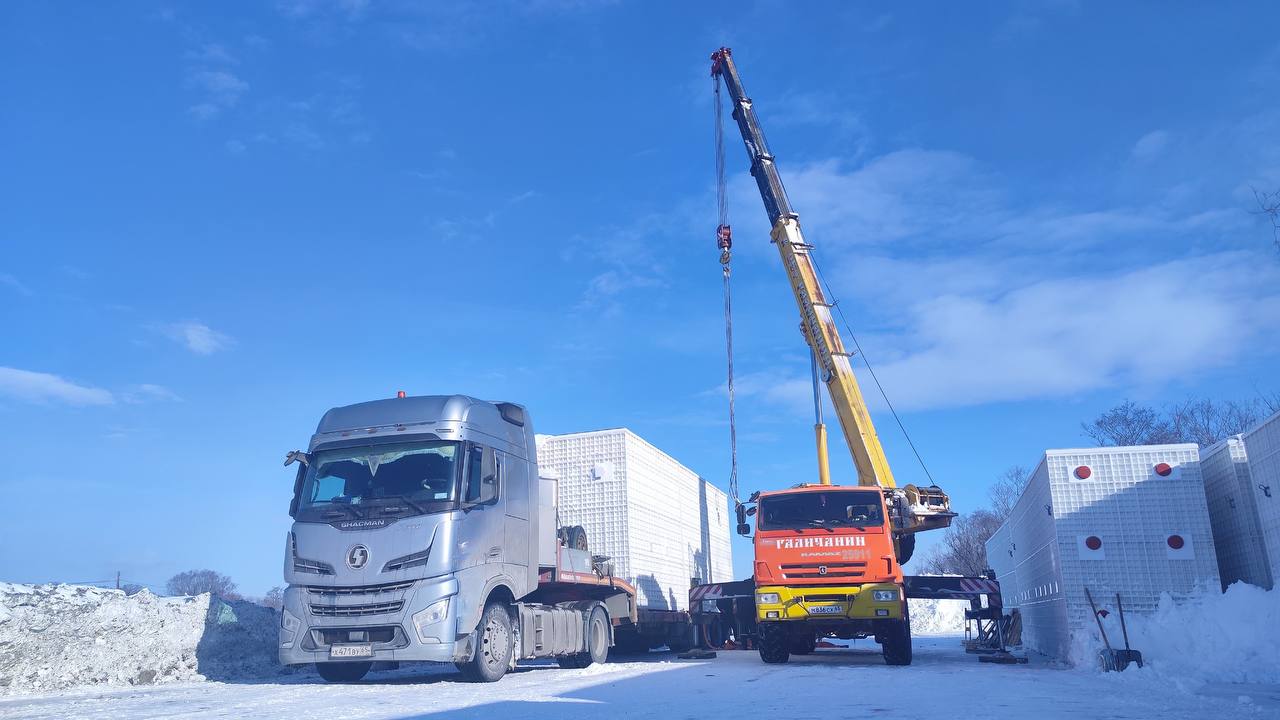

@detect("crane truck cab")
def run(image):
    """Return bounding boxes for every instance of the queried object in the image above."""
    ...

[750,484,912,665]
[279,394,633,683]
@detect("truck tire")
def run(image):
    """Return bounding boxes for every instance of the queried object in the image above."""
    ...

[457,602,514,682]
[564,525,589,552]
[895,533,916,565]
[558,606,610,669]
[611,624,648,655]
[757,622,790,664]
[881,615,913,666]
[789,632,816,655]
[316,661,371,683]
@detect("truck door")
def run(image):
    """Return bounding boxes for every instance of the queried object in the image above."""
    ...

[458,443,505,569]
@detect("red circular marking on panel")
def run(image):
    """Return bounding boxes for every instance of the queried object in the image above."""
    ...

[1154,462,1172,476]
[1085,536,1102,550]
[1167,535,1185,550]
[1075,466,1092,480]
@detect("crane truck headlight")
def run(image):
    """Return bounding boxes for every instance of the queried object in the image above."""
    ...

[412,597,451,643]
[280,608,301,648]
[872,590,898,602]
[756,592,780,605]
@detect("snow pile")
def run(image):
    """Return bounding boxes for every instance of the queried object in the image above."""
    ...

[909,598,966,635]
[1068,582,1280,684]
[0,583,288,695]
[1122,582,1280,684]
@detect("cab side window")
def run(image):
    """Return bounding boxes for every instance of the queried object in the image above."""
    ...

[465,445,499,504]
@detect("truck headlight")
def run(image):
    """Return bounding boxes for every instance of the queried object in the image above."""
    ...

[872,590,898,602]
[756,592,780,605]
[280,608,301,648]
[412,597,450,643]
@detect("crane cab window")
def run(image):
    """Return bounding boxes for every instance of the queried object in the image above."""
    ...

[757,490,884,531]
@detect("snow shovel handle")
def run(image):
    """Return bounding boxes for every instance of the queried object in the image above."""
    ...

[1084,587,1112,650]
[1116,593,1131,651]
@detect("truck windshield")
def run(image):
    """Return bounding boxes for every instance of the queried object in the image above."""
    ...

[296,441,461,521]
[757,490,884,531]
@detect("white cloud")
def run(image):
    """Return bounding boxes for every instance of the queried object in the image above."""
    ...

[0,273,32,296]
[162,321,234,355]
[121,384,182,404]
[1132,130,1172,161]
[0,367,114,406]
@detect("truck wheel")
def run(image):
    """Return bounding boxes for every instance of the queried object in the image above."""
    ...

[316,661,371,683]
[881,616,913,666]
[565,525,589,552]
[558,606,610,668]
[458,602,514,682]
[757,622,790,664]
[789,632,817,655]
[611,625,647,655]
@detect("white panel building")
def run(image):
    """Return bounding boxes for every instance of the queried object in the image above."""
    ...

[1243,411,1280,587]
[986,445,1220,661]
[536,429,734,611]
[1201,436,1273,589]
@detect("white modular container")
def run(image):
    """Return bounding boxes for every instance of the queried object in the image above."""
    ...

[985,444,1220,661]
[1243,410,1280,588]
[1201,436,1273,589]
[535,429,734,610]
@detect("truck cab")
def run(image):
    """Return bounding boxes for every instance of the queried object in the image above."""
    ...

[750,485,912,665]
[280,395,628,683]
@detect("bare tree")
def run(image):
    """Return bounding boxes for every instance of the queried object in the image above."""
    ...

[1081,401,1177,446]
[166,569,238,599]
[922,509,1004,576]
[1169,398,1260,447]
[1253,186,1280,251]
[1258,388,1280,415]
[261,586,284,610]
[989,465,1029,520]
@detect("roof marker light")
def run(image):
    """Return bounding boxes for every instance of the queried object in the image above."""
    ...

[396,390,406,399]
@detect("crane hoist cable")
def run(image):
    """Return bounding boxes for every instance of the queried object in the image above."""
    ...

[714,72,741,507]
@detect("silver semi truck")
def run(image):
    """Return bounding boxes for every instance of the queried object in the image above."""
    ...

[280,394,652,682]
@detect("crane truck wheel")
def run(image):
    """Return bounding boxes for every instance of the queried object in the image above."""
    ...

[457,602,514,682]
[789,632,817,655]
[881,610,913,666]
[557,606,610,669]
[316,661,371,683]
[756,622,790,664]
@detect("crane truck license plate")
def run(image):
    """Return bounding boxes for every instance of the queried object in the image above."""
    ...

[807,604,843,615]
[330,644,373,658]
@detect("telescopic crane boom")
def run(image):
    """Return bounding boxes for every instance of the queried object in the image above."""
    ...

[711,47,951,533]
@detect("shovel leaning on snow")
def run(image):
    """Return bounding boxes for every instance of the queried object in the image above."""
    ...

[1085,587,1144,672]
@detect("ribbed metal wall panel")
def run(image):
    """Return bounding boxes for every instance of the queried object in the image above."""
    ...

[986,444,1220,661]
[536,429,733,610]
[1243,411,1280,588]
[1201,436,1272,589]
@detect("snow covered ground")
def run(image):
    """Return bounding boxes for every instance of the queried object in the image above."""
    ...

[3,637,1275,720]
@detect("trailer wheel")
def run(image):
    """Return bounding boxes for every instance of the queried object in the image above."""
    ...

[881,611,913,666]
[757,622,790,664]
[563,525,589,552]
[458,602,513,682]
[558,606,610,668]
[316,661,371,683]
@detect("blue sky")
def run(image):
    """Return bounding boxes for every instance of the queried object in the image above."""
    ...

[2,1,1278,596]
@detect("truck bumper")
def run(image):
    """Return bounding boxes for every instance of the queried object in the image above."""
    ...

[753,583,904,622]
[279,575,467,665]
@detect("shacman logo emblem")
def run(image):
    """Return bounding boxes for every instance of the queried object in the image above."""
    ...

[346,545,370,570]
[818,566,828,575]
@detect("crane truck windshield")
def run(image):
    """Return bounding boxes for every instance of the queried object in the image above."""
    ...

[296,441,460,521]
[757,490,884,531]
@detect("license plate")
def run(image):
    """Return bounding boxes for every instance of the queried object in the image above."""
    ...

[330,644,373,658]
[806,604,844,615]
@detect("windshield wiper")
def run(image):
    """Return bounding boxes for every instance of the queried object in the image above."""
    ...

[804,519,835,533]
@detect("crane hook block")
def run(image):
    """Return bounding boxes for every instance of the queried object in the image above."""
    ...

[710,47,731,76]
[716,224,733,265]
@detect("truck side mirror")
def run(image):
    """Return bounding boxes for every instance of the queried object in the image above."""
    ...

[735,504,751,536]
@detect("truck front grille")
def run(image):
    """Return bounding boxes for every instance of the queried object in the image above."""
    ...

[306,580,414,597]
[780,562,866,580]
[803,593,851,603]
[310,600,404,617]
